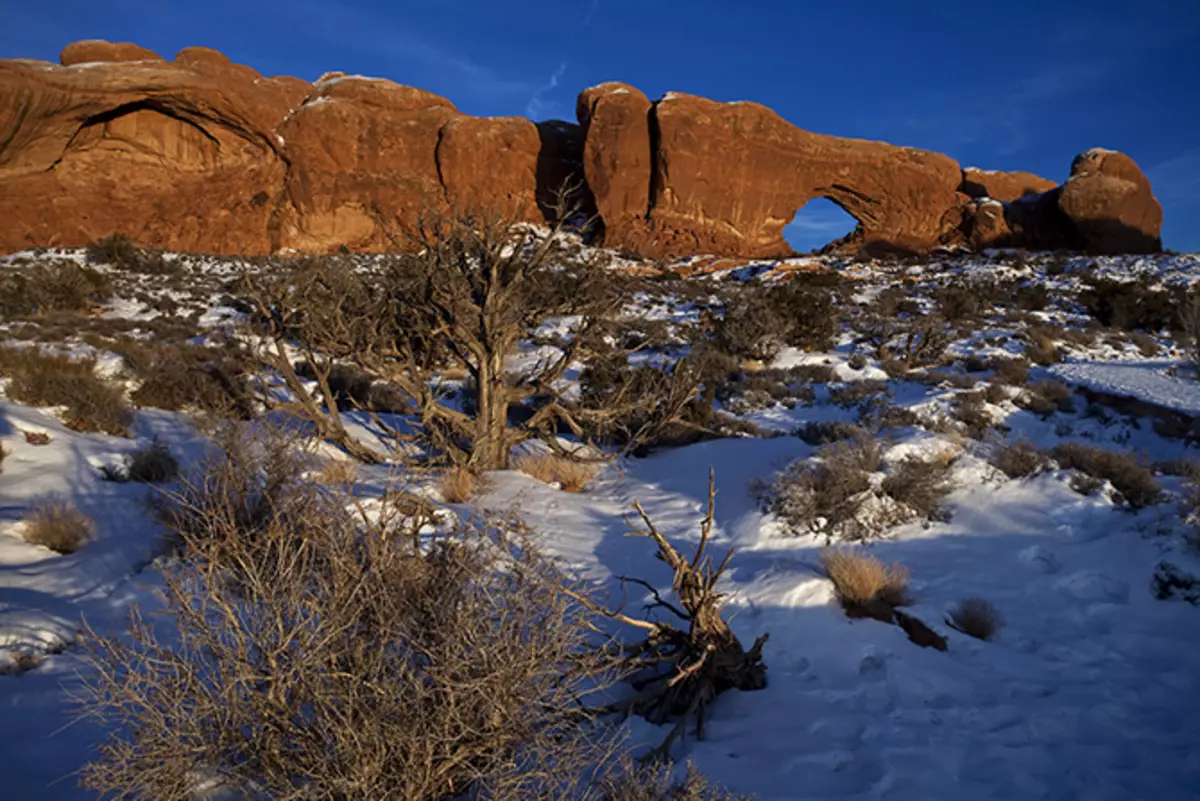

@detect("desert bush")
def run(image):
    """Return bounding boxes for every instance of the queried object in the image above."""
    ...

[0,260,113,316]
[988,356,1029,387]
[881,453,956,522]
[85,233,180,276]
[755,436,906,542]
[946,597,1004,641]
[794,420,869,446]
[77,429,627,799]
[1050,442,1161,508]
[1013,282,1050,311]
[1079,276,1184,332]
[1024,327,1061,365]
[713,280,837,361]
[515,452,599,492]
[1020,379,1075,417]
[439,465,478,503]
[953,390,994,439]
[984,382,1009,405]
[22,496,96,554]
[935,280,985,321]
[117,340,254,416]
[989,439,1050,478]
[828,379,890,409]
[2,349,132,436]
[576,355,718,456]
[821,547,910,620]
[125,441,179,483]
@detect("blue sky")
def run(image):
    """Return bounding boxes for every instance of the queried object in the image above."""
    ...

[4,0,1198,252]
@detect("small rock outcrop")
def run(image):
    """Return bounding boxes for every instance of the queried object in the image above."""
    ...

[0,40,1168,257]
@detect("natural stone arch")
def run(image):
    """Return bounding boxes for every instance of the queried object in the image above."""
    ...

[782,195,860,254]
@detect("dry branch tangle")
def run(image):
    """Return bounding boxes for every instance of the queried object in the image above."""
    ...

[0,40,1164,257]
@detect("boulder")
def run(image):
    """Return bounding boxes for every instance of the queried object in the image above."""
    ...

[960,168,1056,202]
[59,40,164,66]
[1057,149,1162,254]
[436,115,541,220]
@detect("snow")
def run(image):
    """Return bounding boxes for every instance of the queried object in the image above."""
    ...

[1051,360,1200,415]
[1,246,1199,797]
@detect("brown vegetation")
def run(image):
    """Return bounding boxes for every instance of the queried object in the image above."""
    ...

[22,496,96,554]
[821,547,910,620]
[0,348,132,436]
[946,597,1004,641]
[1050,442,1161,508]
[515,452,599,492]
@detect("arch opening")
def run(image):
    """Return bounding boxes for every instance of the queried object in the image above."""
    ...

[783,196,859,254]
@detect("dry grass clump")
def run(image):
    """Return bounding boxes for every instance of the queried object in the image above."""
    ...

[439,465,479,503]
[24,430,52,445]
[989,439,1051,479]
[515,452,600,492]
[1,348,132,436]
[117,340,253,417]
[821,547,910,620]
[1050,442,1161,509]
[85,233,179,276]
[1024,327,1061,365]
[794,420,869,446]
[946,597,1004,641]
[315,457,358,487]
[881,453,956,522]
[0,259,113,317]
[988,356,1029,387]
[604,762,749,801]
[828,380,891,409]
[77,426,630,799]
[1020,379,1075,417]
[22,496,96,554]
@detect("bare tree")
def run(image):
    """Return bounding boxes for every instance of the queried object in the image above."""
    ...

[239,206,623,469]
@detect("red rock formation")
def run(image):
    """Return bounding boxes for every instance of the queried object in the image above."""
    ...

[0,46,301,254]
[1057,149,1162,254]
[0,41,1167,257]
[960,167,1056,202]
[576,83,654,251]
[575,87,965,257]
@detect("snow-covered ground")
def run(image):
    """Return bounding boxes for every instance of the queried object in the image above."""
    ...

[2,245,1200,798]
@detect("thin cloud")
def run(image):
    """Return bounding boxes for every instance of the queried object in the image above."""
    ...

[1147,149,1200,205]
[524,0,601,120]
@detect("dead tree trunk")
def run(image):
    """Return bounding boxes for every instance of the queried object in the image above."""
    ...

[579,469,769,759]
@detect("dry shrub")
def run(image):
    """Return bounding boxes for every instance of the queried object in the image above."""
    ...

[124,441,179,484]
[828,380,890,409]
[85,233,180,276]
[76,427,629,799]
[315,457,358,487]
[946,597,1004,640]
[1020,379,1075,417]
[1025,327,1061,365]
[22,496,96,554]
[794,420,868,446]
[881,453,956,522]
[117,340,253,417]
[0,259,113,316]
[713,280,838,361]
[990,439,1050,478]
[989,356,1029,387]
[604,762,749,801]
[821,547,910,620]
[1079,276,1184,332]
[953,390,993,439]
[756,436,885,542]
[515,452,599,492]
[2,349,132,436]
[1050,442,1161,508]
[439,465,478,503]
